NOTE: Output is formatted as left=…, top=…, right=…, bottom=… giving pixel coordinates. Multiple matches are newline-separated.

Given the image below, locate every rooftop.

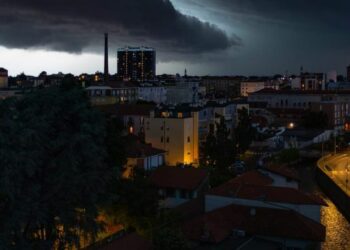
left=208, top=180, right=326, bottom=206
left=263, top=165, right=300, bottom=182
left=281, top=129, right=326, bottom=141
left=182, top=204, right=326, bottom=243
left=150, top=166, right=208, bottom=191
left=232, top=170, right=273, bottom=186
left=251, top=88, right=350, bottom=95
left=125, top=135, right=165, bottom=158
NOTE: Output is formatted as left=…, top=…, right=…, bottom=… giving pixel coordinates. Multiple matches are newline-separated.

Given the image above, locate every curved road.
left=318, top=153, right=350, bottom=196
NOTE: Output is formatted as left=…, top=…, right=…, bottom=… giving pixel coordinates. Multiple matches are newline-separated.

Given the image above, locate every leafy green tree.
left=102, top=169, right=159, bottom=237
left=0, top=86, right=122, bottom=249
left=153, top=227, right=190, bottom=250
left=215, top=117, right=236, bottom=173
left=278, top=148, right=300, bottom=164
left=235, top=107, right=255, bottom=154
left=201, top=124, right=217, bottom=167
left=201, top=117, right=236, bottom=187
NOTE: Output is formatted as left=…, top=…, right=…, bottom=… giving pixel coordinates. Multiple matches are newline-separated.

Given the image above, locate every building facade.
left=86, top=84, right=138, bottom=105
left=248, top=89, right=350, bottom=129
left=145, top=109, right=199, bottom=166
left=241, top=80, right=279, bottom=97
left=138, top=83, right=167, bottom=104
left=202, top=76, right=242, bottom=99
left=117, top=47, right=156, bottom=82
left=0, top=68, right=8, bottom=89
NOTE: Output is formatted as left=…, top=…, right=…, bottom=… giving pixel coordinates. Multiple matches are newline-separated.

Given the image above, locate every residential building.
left=150, top=166, right=208, bottom=208
left=202, top=76, right=243, bottom=99
left=201, top=100, right=249, bottom=142
left=182, top=203, right=325, bottom=249
left=115, top=103, right=156, bottom=136
left=176, top=170, right=326, bottom=249
left=144, top=107, right=199, bottom=166
left=248, top=89, right=350, bottom=129
left=205, top=177, right=326, bottom=222
left=86, top=82, right=138, bottom=106
left=117, top=46, right=156, bottom=82
left=281, top=129, right=332, bottom=149
left=300, top=73, right=325, bottom=90
left=122, top=135, right=165, bottom=178
left=240, top=80, right=278, bottom=97
left=0, top=68, right=8, bottom=88
left=259, top=165, right=300, bottom=189
left=165, top=80, right=200, bottom=105
left=234, top=168, right=300, bottom=189
left=138, top=83, right=166, bottom=104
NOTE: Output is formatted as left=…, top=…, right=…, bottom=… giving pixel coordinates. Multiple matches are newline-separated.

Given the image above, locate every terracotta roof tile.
left=233, top=170, right=273, bottom=186
left=263, top=165, right=300, bottom=181
left=125, top=135, right=165, bottom=158
left=150, top=167, right=208, bottom=191
left=208, top=181, right=326, bottom=206
left=182, top=204, right=325, bottom=243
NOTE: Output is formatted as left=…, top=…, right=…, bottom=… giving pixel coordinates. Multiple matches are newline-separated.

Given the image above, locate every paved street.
left=318, top=153, right=350, bottom=196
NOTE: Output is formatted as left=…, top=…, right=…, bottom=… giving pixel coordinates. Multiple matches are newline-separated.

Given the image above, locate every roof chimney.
left=104, top=33, right=109, bottom=84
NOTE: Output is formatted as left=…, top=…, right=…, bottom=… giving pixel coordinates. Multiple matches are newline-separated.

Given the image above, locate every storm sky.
left=0, top=0, right=349, bottom=76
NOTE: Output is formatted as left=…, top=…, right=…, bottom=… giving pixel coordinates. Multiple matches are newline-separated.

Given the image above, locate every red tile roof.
left=125, top=135, right=165, bottom=158
left=233, top=170, right=273, bottom=186
left=263, top=165, right=300, bottom=182
left=150, top=167, right=208, bottom=191
left=182, top=204, right=325, bottom=243
left=208, top=181, right=326, bottom=206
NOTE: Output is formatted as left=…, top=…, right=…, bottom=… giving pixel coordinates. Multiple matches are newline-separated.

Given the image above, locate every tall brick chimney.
left=104, top=33, right=109, bottom=84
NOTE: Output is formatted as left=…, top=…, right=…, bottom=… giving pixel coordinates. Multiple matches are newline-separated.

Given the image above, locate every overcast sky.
left=0, top=0, right=349, bottom=76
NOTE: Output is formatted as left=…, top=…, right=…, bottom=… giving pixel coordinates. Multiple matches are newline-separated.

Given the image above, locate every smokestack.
left=104, top=33, right=109, bottom=84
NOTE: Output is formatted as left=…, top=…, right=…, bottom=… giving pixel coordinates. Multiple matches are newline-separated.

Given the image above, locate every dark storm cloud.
left=0, top=0, right=239, bottom=54
left=200, top=0, right=350, bottom=29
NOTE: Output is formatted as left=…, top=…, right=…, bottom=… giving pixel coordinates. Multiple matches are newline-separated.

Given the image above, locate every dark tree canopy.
left=302, top=111, right=329, bottom=129
left=235, top=107, right=255, bottom=154
left=201, top=117, right=236, bottom=187
left=0, top=86, right=122, bottom=249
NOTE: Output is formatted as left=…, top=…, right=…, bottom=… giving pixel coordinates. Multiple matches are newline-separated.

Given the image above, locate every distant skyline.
left=0, top=0, right=350, bottom=76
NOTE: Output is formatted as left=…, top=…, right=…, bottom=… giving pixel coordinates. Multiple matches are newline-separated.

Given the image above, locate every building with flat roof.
left=0, top=68, right=8, bottom=89
left=145, top=107, right=199, bottom=166
left=117, top=47, right=156, bottom=82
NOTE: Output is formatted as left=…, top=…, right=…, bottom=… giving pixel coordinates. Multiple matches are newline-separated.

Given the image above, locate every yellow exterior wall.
left=145, top=114, right=199, bottom=166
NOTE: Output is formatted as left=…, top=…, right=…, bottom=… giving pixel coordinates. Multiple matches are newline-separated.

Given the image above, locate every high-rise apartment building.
left=0, top=68, right=8, bottom=88
left=117, top=47, right=156, bottom=82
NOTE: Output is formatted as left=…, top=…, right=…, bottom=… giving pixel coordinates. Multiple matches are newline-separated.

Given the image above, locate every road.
left=318, top=152, right=350, bottom=196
